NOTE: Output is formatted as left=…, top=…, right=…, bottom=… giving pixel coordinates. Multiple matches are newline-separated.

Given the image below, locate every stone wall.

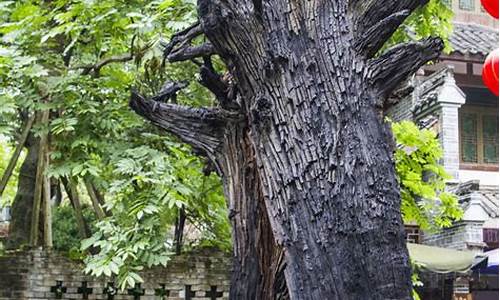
left=0, top=249, right=231, bottom=300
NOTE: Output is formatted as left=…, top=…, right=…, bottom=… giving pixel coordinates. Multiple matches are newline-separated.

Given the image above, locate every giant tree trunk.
left=131, top=0, right=443, bottom=299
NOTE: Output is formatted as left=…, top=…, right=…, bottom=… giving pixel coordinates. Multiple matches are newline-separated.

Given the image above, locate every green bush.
left=52, top=205, right=96, bottom=255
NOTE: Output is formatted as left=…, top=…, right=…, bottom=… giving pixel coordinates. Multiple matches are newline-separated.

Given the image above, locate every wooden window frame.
left=459, top=105, right=499, bottom=171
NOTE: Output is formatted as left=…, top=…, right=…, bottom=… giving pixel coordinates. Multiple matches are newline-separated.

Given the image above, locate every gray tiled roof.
left=412, top=67, right=453, bottom=115
left=449, top=22, right=499, bottom=57
left=453, top=181, right=499, bottom=219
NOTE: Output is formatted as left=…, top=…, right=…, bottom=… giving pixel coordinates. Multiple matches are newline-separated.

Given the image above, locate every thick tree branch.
left=167, top=42, right=216, bottom=62
left=353, top=0, right=429, bottom=57
left=368, top=37, right=444, bottom=98
left=354, top=10, right=410, bottom=58
left=129, top=91, right=243, bottom=158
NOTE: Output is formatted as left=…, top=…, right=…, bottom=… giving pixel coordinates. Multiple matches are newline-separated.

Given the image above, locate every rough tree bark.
left=131, top=1, right=443, bottom=299
left=6, top=133, right=39, bottom=249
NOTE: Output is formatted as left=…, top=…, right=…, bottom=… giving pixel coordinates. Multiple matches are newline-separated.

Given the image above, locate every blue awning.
left=475, top=248, right=499, bottom=275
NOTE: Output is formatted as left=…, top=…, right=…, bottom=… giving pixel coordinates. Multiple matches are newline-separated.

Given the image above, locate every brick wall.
left=386, top=96, right=414, bottom=122
left=422, top=220, right=485, bottom=251
left=0, top=249, right=231, bottom=300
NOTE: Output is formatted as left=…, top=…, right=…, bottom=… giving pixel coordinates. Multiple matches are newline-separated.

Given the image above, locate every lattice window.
left=461, top=114, right=478, bottom=163
left=459, top=0, right=475, bottom=11
left=483, top=228, right=499, bottom=244
left=459, top=106, right=499, bottom=168
left=483, top=116, right=499, bottom=163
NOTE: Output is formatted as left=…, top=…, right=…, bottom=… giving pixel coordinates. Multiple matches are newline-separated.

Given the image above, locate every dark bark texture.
left=6, top=135, right=38, bottom=249
left=131, top=0, right=443, bottom=299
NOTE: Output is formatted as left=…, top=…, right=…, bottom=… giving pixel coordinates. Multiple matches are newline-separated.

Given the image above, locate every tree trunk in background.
left=131, top=0, right=444, bottom=298
left=174, top=205, right=186, bottom=255
left=61, top=177, right=91, bottom=239
left=29, top=110, right=49, bottom=246
left=0, top=114, right=35, bottom=198
left=84, top=177, right=105, bottom=220
left=5, top=135, right=39, bottom=249
left=42, top=148, right=53, bottom=248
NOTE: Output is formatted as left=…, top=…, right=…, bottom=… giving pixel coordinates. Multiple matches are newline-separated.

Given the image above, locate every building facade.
left=388, top=1, right=498, bottom=299
left=389, top=0, right=499, bottom=254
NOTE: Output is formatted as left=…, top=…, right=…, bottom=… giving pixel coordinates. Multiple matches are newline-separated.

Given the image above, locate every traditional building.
left=389, top=0, right=499, bottom=253
left=388, top=1, right=498, bottom=299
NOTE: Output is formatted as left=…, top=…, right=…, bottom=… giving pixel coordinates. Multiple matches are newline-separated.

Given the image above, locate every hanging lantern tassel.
left=482, top=49, right=499, bottom=97
left=481, top=0, right=499, bottom=19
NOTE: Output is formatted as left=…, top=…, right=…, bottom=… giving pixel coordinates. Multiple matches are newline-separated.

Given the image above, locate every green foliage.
left=385, top=0, right=454, bottom=53
left=0, top=0, right=225, bottom=289
left=393, top=121, right=463, bottom=231
left=52, top=204, right=96, bottom=253
left=411, top=260, right=424, bottom=300
left=0, top=139, right=24, bottom=206
left=81, top=143, right=230, bottom=290
left=393, top=121, right=463, bottom=300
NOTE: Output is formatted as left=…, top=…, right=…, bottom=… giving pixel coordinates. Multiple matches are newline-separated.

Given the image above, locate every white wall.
left=459, top=170, right=500, bottom=186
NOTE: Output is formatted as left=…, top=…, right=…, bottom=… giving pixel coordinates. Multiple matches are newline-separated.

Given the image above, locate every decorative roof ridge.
left=419, top=66, right=453, bottom=95
left=452, top=21, right=499, bottom=33
left=412, top=67, right=454, bottom=114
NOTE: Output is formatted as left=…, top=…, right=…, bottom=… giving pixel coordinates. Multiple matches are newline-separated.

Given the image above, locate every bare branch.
left=352, top=0, right=429, bottom=57
left=199, top=64, right=228, bottom=103
left=152, top=80, right=189, bottom=103
left=93, top=53, right=133, bottom=73
left=74, top=36, right=148, bottom=76
left=167, top=42, right=216, bottom=62
left=161, top=22, right=217, bottom=63
left=129, top=90, right=243, bottom=158
left=161, top=22, right=201, bottom=55
left=368, top=37, right=444, bottom=97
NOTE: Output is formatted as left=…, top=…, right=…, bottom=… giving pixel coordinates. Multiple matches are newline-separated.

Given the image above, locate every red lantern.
left=481, top=0, right=499, bottom=19
left=482, top=49, right=499, bottom=97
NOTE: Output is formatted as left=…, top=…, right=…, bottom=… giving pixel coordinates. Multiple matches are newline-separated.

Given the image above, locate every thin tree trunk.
left=84, top=177, right=105, bottom=220
left=52, top=179, right=62, bottom=207
left=91, top=182, right=106, bottom=206
left=0, top=114, right=35, bottom=198
left=174, top=206, right=186, bottom=255
left=61, top=177, right=91, bottom=239
left=43, top=147, right=53, bottom=248
left=29, top=109, right=49, bottom=247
